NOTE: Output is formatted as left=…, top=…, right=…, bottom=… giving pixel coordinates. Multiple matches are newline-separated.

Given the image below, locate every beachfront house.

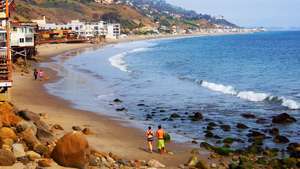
left=68, top=20, right=107, bottom=38
left=106, top=23, right=120, bottom=39
left=10, top=22, right=36, bottom=47
left=32, top=17, right=121, bottom=40
left=10, top=22, right=37, bottom=61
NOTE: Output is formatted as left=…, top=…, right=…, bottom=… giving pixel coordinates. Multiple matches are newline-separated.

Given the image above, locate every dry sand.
left=10, top=42, right=216, bottom=168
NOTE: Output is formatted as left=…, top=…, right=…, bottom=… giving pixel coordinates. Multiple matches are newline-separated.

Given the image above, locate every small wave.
left=196, top=80, right=300, bottom=110
left=109, top=47, right=151, bottom=72
left=130, top=47, right=150, bottom=53
left=237, top=91, right=269, bottom=102
left=200, top=80, right=237, bottom=95
left=109, top=53, right=129, bottom=72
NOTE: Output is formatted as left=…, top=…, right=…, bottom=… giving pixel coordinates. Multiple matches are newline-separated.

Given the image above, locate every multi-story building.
left=10, top=22, right=36, bottom=47
left=32, top=17, right=120, bottom=39
left=106, top=23, right=120, bottom=39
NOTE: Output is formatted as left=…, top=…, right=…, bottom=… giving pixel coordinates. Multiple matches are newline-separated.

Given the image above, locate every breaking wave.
left=109, top=47, right=150, bottom=72
left=193, top=79, right=300, bottom=110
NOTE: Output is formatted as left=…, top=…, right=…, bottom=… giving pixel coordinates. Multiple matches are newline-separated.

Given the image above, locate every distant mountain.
left=120, top=0, right=238, bottom=28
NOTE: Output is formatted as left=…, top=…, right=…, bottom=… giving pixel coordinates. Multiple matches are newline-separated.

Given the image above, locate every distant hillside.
left=12, top=0, right=155, bottom=30
left=12, top=0, right=238, bottom=32
left=122, top=0, right=237, bottom=28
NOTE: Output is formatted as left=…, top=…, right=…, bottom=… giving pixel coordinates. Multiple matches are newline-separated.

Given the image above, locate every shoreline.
left=11, top=32, right=249, bottom=168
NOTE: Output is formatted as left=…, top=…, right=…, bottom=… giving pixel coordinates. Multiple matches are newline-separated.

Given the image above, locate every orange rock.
left=0, top=127, right=17, bottom=141
left=0, top=102, right=21, bottom=127
left=51, top=132, right=90, bottom=169
left=38, top=158, right=52, bottom=167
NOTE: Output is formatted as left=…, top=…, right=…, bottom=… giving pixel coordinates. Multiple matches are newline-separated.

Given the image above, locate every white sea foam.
left=200, top=80, right=237, bottom=95
left=109, top=52, right=129, bottom=72
left=197, top=80, right=300, bottom=110
left=237, top=91, right=270, bottom=102
left=280, top=97, right=300, bottom=110
left=109, top=47, right=151, bottom=72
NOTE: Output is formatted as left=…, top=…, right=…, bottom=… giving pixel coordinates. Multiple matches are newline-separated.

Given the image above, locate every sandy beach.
left=10, top=40, right=216, bottom=168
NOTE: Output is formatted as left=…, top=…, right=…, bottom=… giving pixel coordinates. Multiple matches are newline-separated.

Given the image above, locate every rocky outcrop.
left=272, top=113, right=297, bottom=124
left=51, top=132, right=90, bottom=169
left=189, top=112, right=203, bottom=121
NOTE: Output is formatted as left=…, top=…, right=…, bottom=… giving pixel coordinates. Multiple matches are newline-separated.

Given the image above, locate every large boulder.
left=51, top=132, right=90, bottom=169
left=0, top=127, right=17, bottom=141
left=0, top=149, right=16, bottom=166
left=272, top=113, right=297, bottom=124
left=0, top=102, right=21, bottom=127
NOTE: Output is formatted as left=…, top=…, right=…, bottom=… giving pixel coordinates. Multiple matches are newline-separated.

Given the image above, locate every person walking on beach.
left=38, top=70, right=44, bottom=81
left=156, top=125, right=166, bottom=154
left=146, top=126, right=154, bottom=153
left=33, top=69, right=38, bottom=80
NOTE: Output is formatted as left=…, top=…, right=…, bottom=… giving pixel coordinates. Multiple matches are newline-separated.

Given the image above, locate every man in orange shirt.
left=156, top=125, right=166, bottom=154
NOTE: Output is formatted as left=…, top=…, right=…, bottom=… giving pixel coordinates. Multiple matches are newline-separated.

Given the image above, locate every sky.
left=166, top=0, right=300, bottom=28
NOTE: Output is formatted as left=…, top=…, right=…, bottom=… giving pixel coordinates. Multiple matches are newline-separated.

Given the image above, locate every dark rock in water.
left=146, top=114, right=152, bottom=119
left=189, top=112, right=203, bottom=121
left=223, top=137, right=235, bottom=144
left=220, top=124, right=231, bottom=132
left=241, top=113, right=256, bottom=119
left=113, top=98, right=122, bottom=103
left=200, top=142, right=214, bottom=151
left=269, top=128, right=280, bottom=136
left=161, top=118, right=168, bottom=121
left=208, top=122, right=217, bottom=127
left=213, top=135, right=222, bottom=139
left=170, top=113, right=180, bottom=118
left=206, top=125, right=214, bottom=131
left=191, top=140, right=198, bottom=144
left=204, top=131, right=214, bottom=138
left=72, top=126, right=82, bottom=131
left=137, top=103, right=145, bottom=107
left=236, top=123, right=249, bottom=129
left=256, top=118, right=268, bottom=124
left=274, top=135, right=290, bottom=144
left=272, top=113, right=297, bottom=124
left=116, top=107, right=127, bottom=112
left=247, top=131, right=266, bottom=143
left=287, top=143, right=300, bottom=158
left=0, top=149, right=16, bottom=166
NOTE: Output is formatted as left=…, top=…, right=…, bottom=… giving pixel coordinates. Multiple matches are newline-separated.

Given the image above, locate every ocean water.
left=45, top=31, right=300, bottom=149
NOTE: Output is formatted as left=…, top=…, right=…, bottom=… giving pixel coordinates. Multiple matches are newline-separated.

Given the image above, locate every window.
left=28, top=28, right=33, bottom=33
left=26, top=37, right=33, bottom=42
left=13, top=27, right=17, bottom=31
left=20, top=38, right=25, bottom=43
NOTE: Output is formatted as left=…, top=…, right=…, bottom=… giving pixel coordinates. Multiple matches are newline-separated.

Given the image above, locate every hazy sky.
left=166, top=0, right=300, bottom=28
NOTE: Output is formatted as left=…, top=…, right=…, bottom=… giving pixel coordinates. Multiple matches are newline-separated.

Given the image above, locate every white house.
left=32, top=17, right=121, bottom=39
left=67, top=20, right=107, bottom=38
left=107, top=23, right=120, bottom=39
left=10, top=22, right=36, bottom=47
